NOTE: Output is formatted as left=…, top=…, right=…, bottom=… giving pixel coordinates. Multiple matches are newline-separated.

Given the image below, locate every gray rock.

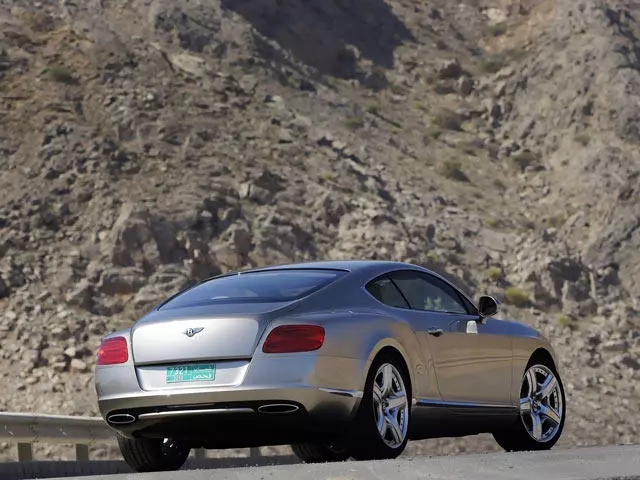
left=458, top=76, right=474, bottom=96
left=65, top=279, right=94, bottom=310
left=0, top=277, right=8, bottom=298
left=601, top=340, right=629, bottom=353
left=437, top=59, right=462, bottom=79
left=70, top=358, right=88, bottom=372
left=621, top=355, right=640, bottom=370
left=231, top=227, right=253, bottom=257
left=98, top=267, right=146, bottom=295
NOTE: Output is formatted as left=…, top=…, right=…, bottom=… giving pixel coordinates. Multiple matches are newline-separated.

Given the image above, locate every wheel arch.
left=361, top=338, right=414, bottom=398
left=511, top=336, right=563, bottom=405
left=529, top=347, right=558, bottom=372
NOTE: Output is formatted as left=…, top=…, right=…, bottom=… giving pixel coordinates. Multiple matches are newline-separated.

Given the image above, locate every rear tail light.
left=262, top=325, right=325, bottom=354
left=97, top=336, right=129, bottom=365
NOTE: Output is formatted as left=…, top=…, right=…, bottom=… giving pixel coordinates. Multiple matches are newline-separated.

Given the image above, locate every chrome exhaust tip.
left=257, top=403, right=300, bottom=415
left=107, top=413, right=137, bottom=425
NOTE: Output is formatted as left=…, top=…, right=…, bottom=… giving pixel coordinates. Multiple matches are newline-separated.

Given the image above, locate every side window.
left=389, top=270, right=470, bottom=314
left=365, top=275, right=410, bottom=309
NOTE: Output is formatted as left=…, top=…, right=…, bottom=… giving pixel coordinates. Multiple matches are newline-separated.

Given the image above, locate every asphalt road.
left=47, top=445, right=640, bottom=480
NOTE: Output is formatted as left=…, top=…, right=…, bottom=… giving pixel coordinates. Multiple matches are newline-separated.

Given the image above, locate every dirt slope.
left=0, top=0, right=638, bottom=460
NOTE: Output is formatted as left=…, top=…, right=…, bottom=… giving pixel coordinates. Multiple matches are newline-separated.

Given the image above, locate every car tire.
left=290, top=442, right=351, bottom=463
left=117, top=436, right=190, bottom=472
left=349, top=353, right=412, bottom=461
left=493, top=357, right=566, bottom=452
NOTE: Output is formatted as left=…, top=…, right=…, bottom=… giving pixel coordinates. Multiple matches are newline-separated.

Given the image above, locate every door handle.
left=427, top=328, right=444, bottom=337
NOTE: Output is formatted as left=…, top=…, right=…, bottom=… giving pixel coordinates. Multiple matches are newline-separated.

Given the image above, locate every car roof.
left=241, top=260, right=478, bottom=309
left=242, top=260, right=421, bottom=274
left=238, top=260, right=449, bottom=283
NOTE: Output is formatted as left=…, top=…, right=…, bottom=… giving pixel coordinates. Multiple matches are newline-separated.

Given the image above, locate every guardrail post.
left=18, top=443, right=33, bottom=461
left=249, top=447, right=261, bottom=458
left=76, top=444, right=90, bottom=461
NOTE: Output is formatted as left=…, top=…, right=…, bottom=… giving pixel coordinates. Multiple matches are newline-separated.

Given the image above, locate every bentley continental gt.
left=94, top=260, right=566, bottom=472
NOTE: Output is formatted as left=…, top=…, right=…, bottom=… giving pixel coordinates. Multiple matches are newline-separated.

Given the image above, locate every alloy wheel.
left=372, top=363, right=409, bottom=449
left=519, top=364, right=564, bottom=443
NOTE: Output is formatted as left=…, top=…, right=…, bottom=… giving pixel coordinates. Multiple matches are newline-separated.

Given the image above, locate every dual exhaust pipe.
left=107, top=403, right=299, bottom=425
left=107, top=413, right=137, bottom=425
left=256, top=403, right=299, bottom=415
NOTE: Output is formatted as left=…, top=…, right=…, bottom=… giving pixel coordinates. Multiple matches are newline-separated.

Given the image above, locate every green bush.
left=426, top=251, right=440, bottom=263
left=547, top=213, right=568, bottom=228
left=426, top=127, right=442, bottom=139
left=414, top=101, right=428, bottom=112
left=321, top=170, right=337, bottom=181
left=489, top=22, right=508, bottom=37
left=504, top=287, right=530, bottom=307
left=345, top=115, right=365, bottom=130
left=492, top=178, right=506, bottom=190
left=479, top=55, right=506, bottom=74
left=433, top=109, right=464, bottom=131
left=486, top=267, right=503, bottom=281
left=575, top=133, right=591, bottom=146
left=44, top=65, right=77, bottom=84
left=479, top=48, right=526, bottom=74
left=484, top=216, right=499, bottom=228
left=366, top=103, right=380, bottom=115
left=557, top=313, right=572, bottom=328
left=439, top=160, right=469, bottom=182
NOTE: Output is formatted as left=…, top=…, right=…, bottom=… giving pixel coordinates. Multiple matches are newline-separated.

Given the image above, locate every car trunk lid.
left=130, top=301, right=298, bottom=365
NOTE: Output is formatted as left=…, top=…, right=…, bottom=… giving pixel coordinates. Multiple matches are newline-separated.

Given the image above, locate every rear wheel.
left=290, top=442, right=350, bottom=463
left=117, top=436, right=190, bottom=472
left=493, top=359, right=565, bottom=452
left=349, top=354, right=411, bottom=460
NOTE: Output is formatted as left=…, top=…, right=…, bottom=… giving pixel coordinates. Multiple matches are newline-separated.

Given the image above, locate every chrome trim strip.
left=415, top=399, right=517, bottom=409
left=137, top=408, right=255, bottom=420
left=319, top=387, right=364, bottom=398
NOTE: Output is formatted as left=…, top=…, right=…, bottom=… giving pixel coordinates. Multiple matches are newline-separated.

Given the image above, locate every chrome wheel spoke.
left=373, top=383, right=383, bottom=403
left=387, top=394, right=407, bottom=411
left=378, top=414, right=387, bottom=437
left=519, top=397, right=532, bottom=413
left=538, top=375, right=557, bottom=400
left=525, top=369, right=537, bottom=397
left=531, top=413, right=542, bottom=441
left=385, top=413, right=403, bottom=444
left=380, top=364, right=394, bottom=396
left=539, top=405, right=561, bottom=425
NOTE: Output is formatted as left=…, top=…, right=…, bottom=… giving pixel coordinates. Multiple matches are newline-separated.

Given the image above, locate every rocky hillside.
left=0, top=0, right=639, bottom=461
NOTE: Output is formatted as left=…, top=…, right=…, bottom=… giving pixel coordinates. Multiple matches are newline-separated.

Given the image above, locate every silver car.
left=95, top=261, right=566, bottom=472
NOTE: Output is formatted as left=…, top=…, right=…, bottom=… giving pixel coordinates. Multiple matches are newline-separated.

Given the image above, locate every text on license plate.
left=166, top=364, right=216, bottom=384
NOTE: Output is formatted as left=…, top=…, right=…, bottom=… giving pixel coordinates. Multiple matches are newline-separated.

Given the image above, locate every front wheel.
left=117, top=436, right=190, bottom=473
left=349, top=354, right=412, bottom=460
left=493, top=360, right=566, bottom=452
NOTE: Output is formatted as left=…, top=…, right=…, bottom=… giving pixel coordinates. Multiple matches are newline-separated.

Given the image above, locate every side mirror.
left=478, top=295, right=499, bottom=319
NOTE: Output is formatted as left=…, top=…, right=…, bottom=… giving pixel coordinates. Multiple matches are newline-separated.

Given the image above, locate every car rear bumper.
left=96, top=352, right=365, bottom=446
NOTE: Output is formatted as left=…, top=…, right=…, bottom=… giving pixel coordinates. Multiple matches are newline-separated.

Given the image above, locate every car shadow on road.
left=185, top=454, right=301, bottom=469
left=4, top=456, right=301, bottom=479
left=220, top=0, right=414, bottom=81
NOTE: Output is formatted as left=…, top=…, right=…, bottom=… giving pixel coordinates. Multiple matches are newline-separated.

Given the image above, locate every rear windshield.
left=159, top=269, right=347, bottom=310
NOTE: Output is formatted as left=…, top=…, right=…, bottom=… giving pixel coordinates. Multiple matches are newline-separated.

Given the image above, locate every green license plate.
left=166, top=364, right=216, bottom=384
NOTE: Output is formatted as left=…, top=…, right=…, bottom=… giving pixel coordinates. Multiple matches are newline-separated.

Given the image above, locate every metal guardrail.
left=0, top=413, right=115, bottom=462
left=0, top=412, right=263, bottom=463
